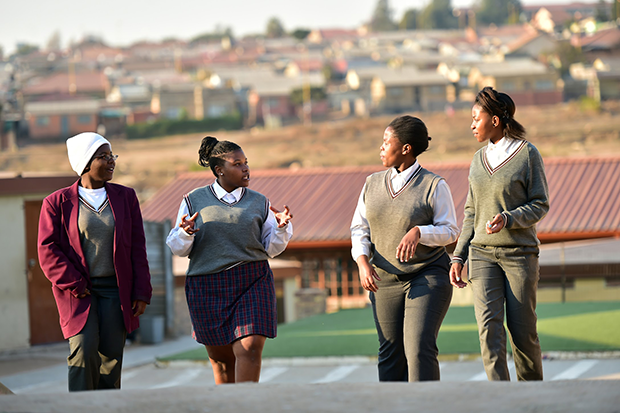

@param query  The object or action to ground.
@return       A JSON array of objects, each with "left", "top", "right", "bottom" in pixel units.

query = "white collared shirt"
[
  {"left": 166, "top": 181, "right": 293, "bottom": 258},
  {"left": 485, "top": 136, "right": 522, "bottom": 169},
  {"left": 350, "top": 161, "right": 461, "bottom": 261},
  {"left": 78, "top": 186, "right": 107, "bottom": 210}
]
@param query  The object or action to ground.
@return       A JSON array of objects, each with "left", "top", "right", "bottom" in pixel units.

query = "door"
[
  {"left": 61, "top": 116, "right": 69, "bottom": 136},
  {"left": 24, "top": 200, "right": 64, "bottom": 345}
]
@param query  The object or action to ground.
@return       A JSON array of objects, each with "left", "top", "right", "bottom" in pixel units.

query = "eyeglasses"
[{"left": 93, "top": 153, "right": 119, "bottom": 162}]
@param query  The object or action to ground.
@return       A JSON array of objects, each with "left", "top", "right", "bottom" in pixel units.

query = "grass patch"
[{"left": 161, "top": 301, "right": 620, "bottom": 361}]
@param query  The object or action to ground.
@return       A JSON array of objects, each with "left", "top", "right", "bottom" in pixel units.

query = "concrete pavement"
[{"left": 1, "top": 381, "right": 619, "bottom": 412}]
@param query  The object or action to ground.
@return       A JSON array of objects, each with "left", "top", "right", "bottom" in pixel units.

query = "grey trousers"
[
  {"left": 67, "top": 276, "right": 127, "bottom": 391},
  {"left": 370, "top": 253, "right": 452, "bottom": 382},
  {"left": 469, "top": 245, "right": 543, "bottom": 381}
]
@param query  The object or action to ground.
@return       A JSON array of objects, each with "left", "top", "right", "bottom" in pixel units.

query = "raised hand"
[
  {"left": 270, "top": 205, "right": 293, "bottom": 228},
  {"left": 179, "top": 212, "right": 200, "bottom": 235}
]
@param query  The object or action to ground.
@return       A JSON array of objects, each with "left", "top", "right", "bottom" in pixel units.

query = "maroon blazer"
[{"left": 37, "top": 180, "right": 152, "bottom": 339}]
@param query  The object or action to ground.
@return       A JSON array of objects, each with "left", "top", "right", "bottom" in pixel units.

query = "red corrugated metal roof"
[{"left": 141, "top": 157, "right": 620, "bottom": 248}]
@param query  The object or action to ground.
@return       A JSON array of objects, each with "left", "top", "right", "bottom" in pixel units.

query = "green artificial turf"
[{"left": 161, "top": 301, "right": 620, "bottom": 361}]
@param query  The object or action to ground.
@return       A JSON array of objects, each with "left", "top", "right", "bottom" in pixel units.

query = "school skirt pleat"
[{"left": 185, "top": 260, "right": 277, "bottom": 346}]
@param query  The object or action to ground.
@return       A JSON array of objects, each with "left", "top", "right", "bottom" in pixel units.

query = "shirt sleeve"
[
  {"left": 452, "top": 180, "right": 475, "bottom": 264},
  {"left": 350, "top": 183, "right": 372, "bottom": 262},
  {"left": 166, "top": 199, "right": 196, "bottom": 257},
  {"left": 417, "top": 179, "right": 461, "bottom": 247},
  {"left": 262, "top": 202, "right": 293, "bottom": 258}
]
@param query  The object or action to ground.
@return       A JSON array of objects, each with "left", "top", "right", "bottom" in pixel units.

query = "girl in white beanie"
[{"left": 38, "top": 132, "right": 152, "bottom": 391}]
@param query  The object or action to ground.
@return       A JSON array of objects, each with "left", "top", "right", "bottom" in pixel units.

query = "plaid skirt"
[{"left": 185, "top": 260, "right": 277, "bottom": 346}]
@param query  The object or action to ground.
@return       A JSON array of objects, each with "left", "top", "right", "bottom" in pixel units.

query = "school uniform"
[
  {"left": 38, "top": 181, "right": 152, "bottom": 391},
  {"left": 351, "top": 161, "right": 460, "bottom": 381},
  {"left": 452, "top": 137, "right": 549, "bottom": 381},
  {"left": 167, "top": 181, "right": 292, "bottom": 346}
]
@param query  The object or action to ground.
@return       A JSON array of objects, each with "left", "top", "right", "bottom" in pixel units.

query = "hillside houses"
[{"left": 2, "top": 5, "right": 620, "bottom": 143}]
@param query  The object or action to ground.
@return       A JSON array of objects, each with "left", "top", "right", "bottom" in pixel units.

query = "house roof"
[
  {"left": 522, "top": 3, "right": 599, "bottom": 25},
  {"left": 376, "top": 69, "right": 450, "bottom": 87},
  {"left": 579, "top": 27, "right": 620, "bottom": 52},
  {"left": 472, "top": 58, "right": 552, "bottom": 77},
  {"left": 0, "top": 173, "right": 76, "bottom": 196},
  {"left": 23, "top": 72, "right": 109, "bottom": 96},
  {"left": 25, "top": 99, "right": 100, "bottom": 115},
  {"left": 141, "top": 156, "right": 620, "bottom": 249},
  {"left": 539, "top": 237, "right": 620, "bottom": 266}
]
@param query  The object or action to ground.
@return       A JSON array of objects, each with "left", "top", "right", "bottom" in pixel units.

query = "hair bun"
[{"left": 428, "top": 136, "right": 432, "bottom": 141}]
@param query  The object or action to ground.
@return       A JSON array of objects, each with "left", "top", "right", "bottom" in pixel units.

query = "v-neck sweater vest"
[
  {"left": 78, "top": 199, "right": 116, "bottom": 278},
  {"left": 185, "top": 185, "right": 270, "bottom": 275},
  {"left": 364, "top": 167, "right": 445, "bottom": 275},
  {"left": 453, "top": 141, "right": 549, "bottom": 262}
]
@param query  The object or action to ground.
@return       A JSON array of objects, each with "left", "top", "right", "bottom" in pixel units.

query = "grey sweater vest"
[
  {"left": 365, "top": 168, "right": 445, "bottom": 275},
  {"left": 78, "top": 199, "right": 116, "bottom": 278},
  {"left": 452, "top": 141, "right": 549, "bottom": 263},
  {"left": 186, "top": 185, "right": 270, "bottom": 276}
]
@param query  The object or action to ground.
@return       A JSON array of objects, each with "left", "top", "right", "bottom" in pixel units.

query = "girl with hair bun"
[
  {"left": 450, "top": 87, "right": 549, "bottom": 381},
  {"left": 350, "top": 115, "right": 460, "bottom": 381},
  {"left": 166, "top": 136, "right": 293, "bottom": 384}
]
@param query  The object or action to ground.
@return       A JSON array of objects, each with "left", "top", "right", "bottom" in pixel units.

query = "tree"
[
  {"left": 421, "top": 0, "right": 458, "bottom": 29},
  {"left": 595, "top": 0, "right": 610, "bottom": 21},
  {"left": 46, "top": 31, "right": 61, "bottom": 51},
  {"left": 399, "top": 9, "right": 420, "bottom": 30},
  {"left": 291, "top": 28, "right": 311, "bottom": 41},
  {"left": 547, "top": 41, "right": 586, "bottom": 76},
  {"left": 266, "top": 17, "right": 285, "bottom": 38},
  {"left": 290, "top": 86, "right": 326, "bottom": 105},
  {"left": 15, "top": 43, "right": 39, "bottom": 56},
  {"left": 370, "top": 0, "right": 397, "bottom": 31},
  {"left": 476, "top": 0, "right": 523, "bottom": 26}
]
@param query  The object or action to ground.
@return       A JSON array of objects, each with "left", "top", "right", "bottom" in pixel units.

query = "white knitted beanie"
[{"left": 66, "top": 132, "right": 111, "bottom": 175}]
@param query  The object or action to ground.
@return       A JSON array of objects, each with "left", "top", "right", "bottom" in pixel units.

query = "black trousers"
[
  {"left": 67, "top": 276, "right": 126, "bottom": 391},
  {"left": 370, "top": 253, "right": 452, "bottom": 382}
]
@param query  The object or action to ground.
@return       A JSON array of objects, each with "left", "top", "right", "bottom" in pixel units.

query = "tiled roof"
[
  {"left": 23, "top": 72, "right": 109, "bottom": 95},
  {"left": 472, "top": 58, "right": 552, "bottom": 77},
  {"left": 141, "top": 157, "right": 620, "bottom": 248}
]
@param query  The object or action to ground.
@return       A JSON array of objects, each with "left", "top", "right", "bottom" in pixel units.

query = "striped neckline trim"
[
  {"left": 79, "top": 196, "right": 109, "bottom": 214},
  {"left": 386, "top": 164, "right": 422, "bottom": 199},
  {"left": 482, "top": 140, "right": 527, "bottom": 176},
  {"left": 209, "top": 185, "right": 246, "bottom": 207}
]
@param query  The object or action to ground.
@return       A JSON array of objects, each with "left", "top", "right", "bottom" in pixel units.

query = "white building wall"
[{"left": 0, "top": 196, "right": 31, "bottom": 351}]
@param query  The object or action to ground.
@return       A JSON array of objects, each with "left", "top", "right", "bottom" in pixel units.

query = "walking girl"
[
  {"left": 167, "top": 136, "right": 293, "bottom": 384},
  {"left": 38, "top": 132, "right": 152, "bottom": 391},
  {"left": 351, "top": 115, "right": 460, "bottom": 381},
  {"left": 450, "top": 87, "right": 549, "bottom": 381}
]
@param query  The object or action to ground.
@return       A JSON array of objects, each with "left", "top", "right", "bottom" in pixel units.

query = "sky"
[{"left": 1, "top": 0, "right": 598, "bottom": 54}]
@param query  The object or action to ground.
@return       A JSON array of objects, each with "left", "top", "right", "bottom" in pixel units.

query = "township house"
[{"left": 142, "top": 156, "right": 620, "bottom": 316}]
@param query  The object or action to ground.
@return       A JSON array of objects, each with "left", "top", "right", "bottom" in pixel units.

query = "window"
[
  {"left": 429, "top": 85, "right": 444, "bottom": 94},
  {"left": 387, "top": 87, "right": 403, "bottom": 97},
  {"left": 501, "top": 81, "right": 515, "bottom": 91},
  {"left": 77, "top": 115, "right": 92, "bottom": 124},
  {"left": 36, "top": 116, "right": 50, "bottom": 126},
  {"left": 535, "top": 80, "right": 554, "bottom": 91},
  {"left": 207, "top": 105, "right": 228, "bottom": 118}
]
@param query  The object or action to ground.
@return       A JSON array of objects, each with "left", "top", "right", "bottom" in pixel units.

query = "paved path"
[
  {"left": 1, "top": 381, "right": 619, "bottom": 413},
  {"left": 2, "top": 343, "right": 620, "bottom": 393}
]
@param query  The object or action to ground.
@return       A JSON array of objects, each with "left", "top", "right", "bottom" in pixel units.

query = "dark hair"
[
  {"left": 387, "top": 115, "right": 431, "bottom": 158},
  {"left": 474, "top": 86, "right": 526, "bottom": 140},
  {"left": 198, "top": 136, "right": 242, "bottom": 176}
]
